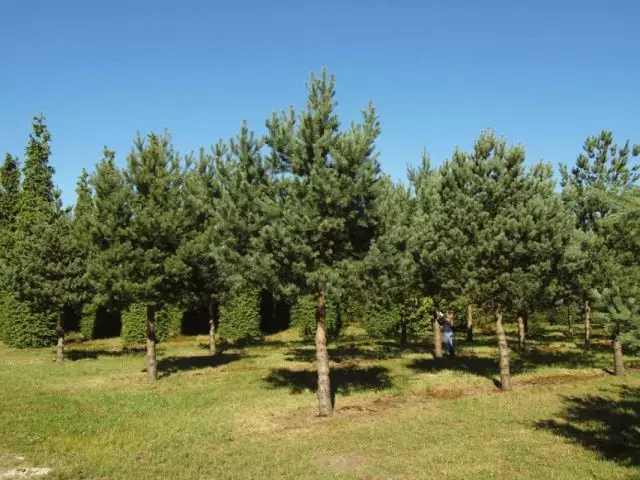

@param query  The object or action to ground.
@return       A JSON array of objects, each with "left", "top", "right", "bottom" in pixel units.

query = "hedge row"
[
  {"left": 121, "top": 303, "right": 183, "bottom": 343},
  {"left": 219, "top": 288, "right": 262, "bottom": 344},
  {"left": 0, "top": 292, "right": 57, "bottom": 348},
  {"left": 291, "top": 294, "right": 341, "bottom": 341}
]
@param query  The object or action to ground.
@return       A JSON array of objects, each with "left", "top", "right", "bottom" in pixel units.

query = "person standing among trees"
[{"left": 437, "top": 310, "right": 455, "bottom": 357}]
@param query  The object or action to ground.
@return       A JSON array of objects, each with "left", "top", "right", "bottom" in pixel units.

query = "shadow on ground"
[
  {"left": 264, "top": 364, "right": 393, "bottom": 405},
  {"left": 66, "top": 347, "right": 146, "bottom": 361},
  {"left": 536, "top": 385, "right": 640, "bottom": 467},
  {"left": 285, "top": 342, "right": 430, "bottom": 364},
  {"left": 158, "top": 353, "right": 243, "bottom": 378}
]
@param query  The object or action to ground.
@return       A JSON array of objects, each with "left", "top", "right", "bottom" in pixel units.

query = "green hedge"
[
  {"left": 121, "top": 303, "right": 182, "bottom": 343},
  {"left": 364, "top": 303, "right": 401, "bottom": 339},
  {"left": 219, "top": 288, "right": 262, "bottom": 344},
  {"left": 0, "top": 292, "right": 57, "bottom": 348},
  {"left": 291, "top": 294, "right": 341, "bottom": 341}
]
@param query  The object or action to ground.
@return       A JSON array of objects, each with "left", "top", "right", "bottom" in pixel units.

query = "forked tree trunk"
[
  {"left": 584, "top": 299, "right": 591, "bottom": 346},
  {"left": 208, "top": 300, "right": 217, "bottom": 356},
  {"left": 147, "top": 305, "right": 158, "bottom": 382},
  {"left": 613, "top": 328, "right": 625, "bottom": 376},
  {"left": 432, "top": 298, "right": 443, "bottom": 359},
  {"left": 56, "top": 311, "right": 64, "bottom": 363},
  {"left": 516, "top": 314, "right": 525, "bottom": 349},
  {"left": 466, "top": 304, "right": 473, "bottom": 343},
  {"left": 316, "top": 291, "right": 332, "bottom": 416},
  {"left": 495, "top": 309, "right": 512, "bottom": 390}
]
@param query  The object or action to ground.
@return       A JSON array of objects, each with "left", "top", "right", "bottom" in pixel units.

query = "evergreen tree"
[
  {"left": 0, "top": 153, "right": 20, "bottom": 342},
  {"left": 265, "top": 70, "right": 381, "bottom": 416},
  {"left": 364, "top": 176, "right": 418, "bottom": 344},
  {"left": 560, "top": 130, "right": 639, "bottom": 344},
  {"left": 8, "top": 115, "right": 85, "bottom": 357},
  {"left": 171, "top": 144, "right": 225, "bottom": 354},
  {"left": 121, "top": 133, "right": 186, "bottom": 381},
  {"left": 469, "top": 132, "right": 569, "bottom": 389}
]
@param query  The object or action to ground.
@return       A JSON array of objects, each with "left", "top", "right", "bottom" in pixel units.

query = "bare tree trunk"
[
  {"left": 147, "top": 305, "right": 158, "bottom": 382},
  {"left": 208, "top": 300, "right": 217, "bottom": 356},
  {"left": 523, "top": 309, "right": 529, "bottom": 335},
  {"left": 56, "top": 310, "right": 64, "bottom": 363},
  {"left": 466, "top": 303, "right": 473, "bottom": 343},
  {"left": 516, "top": 314, "right": 525, "bottom": 349},
  {"left": 567, "top": 305, "right": 573, "bottom": 337},
  {"left": 496, "top": 309, "right": 512, "bottom": 390},
  {"left": 613, "top": 328, "right": 625, "bottom": 376},
  {"left": 316, "top": 291, "right": 332, "bottom": 416},
  {"left": 432, "top": 298, "right": 443, "bottom": 359},
  {"left": 584, "top": 299, "right": 591, "bottom": 346},
  {"left": 400, "top": 314, "right": 407, "bottom": 346}
]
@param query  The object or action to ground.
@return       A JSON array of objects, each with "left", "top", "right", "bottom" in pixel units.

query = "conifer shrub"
[
  {"left": 0, "top": 293, "right": 57, "bottom": 348},
  {"left": 121, "top": 303, "right": 182, "bottom": 343},
  {"left": 80, "top": 303, "right": 122, "bottom": 340},
  {"left": 291, "top": 294, "right": 341, "bottom": 341},
  {"left": 219, "top": 288, "right": 262, "bottom": 344},
  {"left": 364, "top": 302, "right": 401, "bottom": 339}
]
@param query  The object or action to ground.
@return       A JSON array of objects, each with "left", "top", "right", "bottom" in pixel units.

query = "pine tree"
[
  {"left": 8, "top": 115, "right": 85, "bottom": 357},
  {"left": 364, "top": 176, "right": 418, "bottom": 344},
  {"left": 265, "top": 70, "right": 381, "bottom": 416},
  {"left": 469, "top": 132, "right": 570, "bottom": 389},
  {"left": 0, "top": 153, "right": 21, "bottom": 342},
  {"left": 172, "top": 144, "right": 225, "bottom": 354},
  {"left": 121, "top": 133, "right": 186, "bottom": 381},
  {"left": 560, "top": 130, "right": 639, "bottom": 345}
]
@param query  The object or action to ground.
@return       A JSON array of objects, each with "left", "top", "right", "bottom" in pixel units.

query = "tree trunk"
[
  {"left": 316, "top": 291, "right": 332, "bottom": 416},
  {"left": 56, "top": 311, "right": 64, "bottom": 363},
  {"left": 146, "top": 305, "right": 158, "bottom": 382},
  {"left": 208, "top": 300, "right": 217, "bottom": 356},
  {"left": 584, "top": 299, "right": 591, "bottom": 346},
  {"left": 523, "top": 309, "right": 529, "bottom": 335},
  {"left": 495, "top": 309, "right": 512, "bottom": 390},
  {"left": 400, "top": 314, "right": 407, "bottom": 346},
  {"left": 567, "top": 305, "right": 573, "bottom": 337},
  {"left": 516, "top": 314, "right": 525, "bottom": 349},
  {"left": 432, "top": 298, "right": 443, "bottom": 359},
  {"left": 466, "top": 303, "right": 473, "bottom": 343},
  {"left": 613, "top": 328, "right": 625, "bottom": 376}
]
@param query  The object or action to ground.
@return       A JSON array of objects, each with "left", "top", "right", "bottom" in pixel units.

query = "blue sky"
[{"left": 1, "top": 0, "right": 639, "bottom": 205}]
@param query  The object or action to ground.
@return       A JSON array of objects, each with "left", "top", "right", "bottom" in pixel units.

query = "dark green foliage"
[
  {"left": 6, "top": 115, "right": 85, "bottom": 347},
  {"left": 80, "top": 303, "right": 121, "bottom": 340},
  {"left": 364, "top": 303, "right": 401, "bottom": 339},
  {"left": 291, "top": 295, "right": 341, "bottom": 341},
  {"left": 219, "top": 288, "right": 262, "bottom": 343},
  {"left": 0, "top": 153, "right": 20, "bottom": 244},
  {"left": 121, "top": 303, "right": 182, "bottom": 343},
  {"left": 259, "top": 290, "right": 291, "bottom": 334},
  {"left": 1, "top": 293, "right": 57, "bottom": 348}
]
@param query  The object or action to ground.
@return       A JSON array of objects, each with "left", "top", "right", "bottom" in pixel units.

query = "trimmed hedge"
[
  {"left": 121, "top": 303, "right": 183, "bottom": 343},
  {"left": 291, "top": 294, "right": 341, "bottom": 341},
  {"left": 364, "top": 303, "right": 401, "bottom": 339},
  {"left": 0, "top": 292, "right": 57, "bottom": 348},
  {"left": 219, "top": 288, "right": 262, "bottom": 344}
]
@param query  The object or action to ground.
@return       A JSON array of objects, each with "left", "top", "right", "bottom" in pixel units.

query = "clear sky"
[{"left": 1, "top": 0, "right": 639, "bottom": 205}]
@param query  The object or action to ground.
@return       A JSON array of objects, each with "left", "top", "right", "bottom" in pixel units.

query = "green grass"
[{"left": 1, "top": 325, "right": 639, "bottom": 479}]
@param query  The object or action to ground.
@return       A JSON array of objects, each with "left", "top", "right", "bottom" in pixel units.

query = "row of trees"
[{"left": 0, "top": 70, "right": 638, "bottom": 415}]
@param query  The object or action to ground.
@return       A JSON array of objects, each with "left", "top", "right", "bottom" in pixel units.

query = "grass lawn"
[{"left": 1, "top": 325, "right": 639, "bottom": 479}]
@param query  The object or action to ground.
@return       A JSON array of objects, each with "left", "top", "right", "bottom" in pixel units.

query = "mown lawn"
[{"left": 1, "top": 325, "right": 639, "bottom": 479}]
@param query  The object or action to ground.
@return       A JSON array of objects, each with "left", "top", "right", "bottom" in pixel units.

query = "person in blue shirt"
[{"left": 437, "top": 310, "right": 455, "bottom": 357}]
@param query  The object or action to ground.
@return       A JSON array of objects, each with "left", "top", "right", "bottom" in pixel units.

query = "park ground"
[{"left": 1, "top": 324, "right": 639, "bottom": 479}]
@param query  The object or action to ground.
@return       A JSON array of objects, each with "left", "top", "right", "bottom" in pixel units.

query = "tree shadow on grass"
[
  {"left": 158, "top": 353, "right": 243, "bottom": 378},
  {"left": 264, "top": 364, "right": 393, "bottom": 406},
  {"left": 66, "top": 347, "right": 146, "bottom": 361},
  {"left": 514, "top": 348, "right": 601, "bottom": 371},
  {"left": 536, "top": 385, "right": 640, "bottom": 467},
  {"left": 285, "top": 343, "right": 408, "bottom": 363},
  {"left": 408, "top": 356, "right": 500, "bottom": 380}
]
